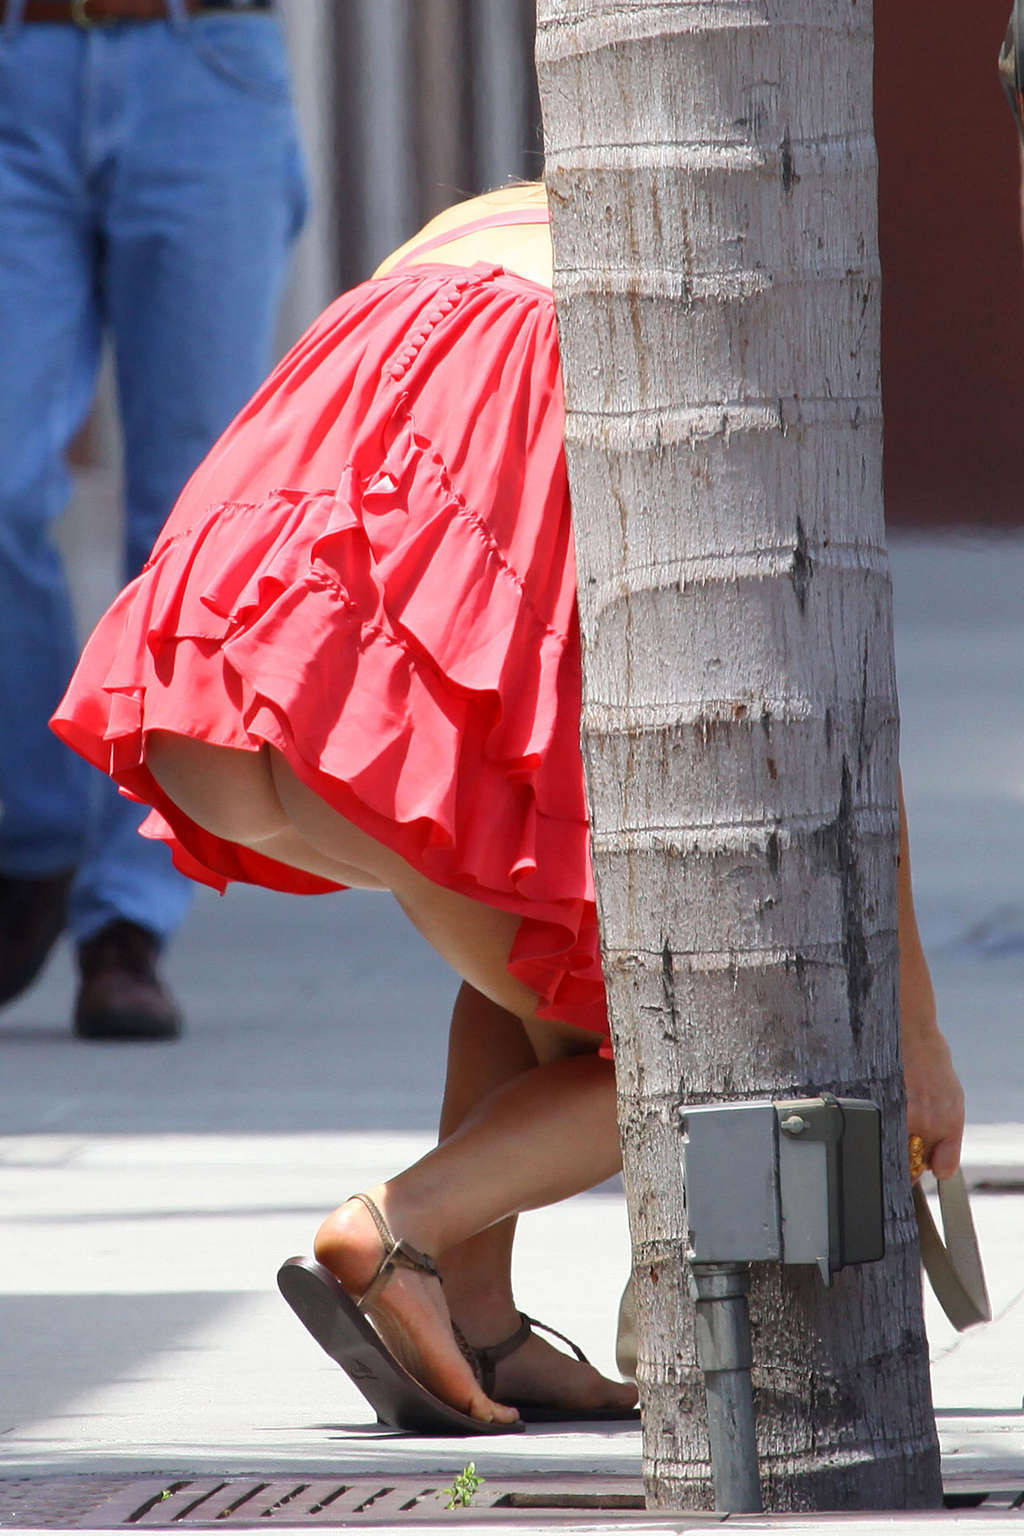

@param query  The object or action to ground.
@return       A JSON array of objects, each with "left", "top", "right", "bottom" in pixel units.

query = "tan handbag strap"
[{"left": 914, "top": 1169, "right": 992, "bottom": 1331}]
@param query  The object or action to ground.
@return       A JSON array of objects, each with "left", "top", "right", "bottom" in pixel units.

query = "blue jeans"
[{"left": 0, "top": 7, "right": 308, "bottom": 944}]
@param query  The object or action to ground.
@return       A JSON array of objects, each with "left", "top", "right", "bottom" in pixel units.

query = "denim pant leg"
[
  {"left": 0, "top": 27, "right": 104, "bottom": 879},
  {"left": 69, "top": 14, "right": 309, "bottom": 944}
]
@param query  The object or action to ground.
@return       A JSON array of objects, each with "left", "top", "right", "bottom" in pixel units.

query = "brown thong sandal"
[
  {"left": 277, "top": 1194, "right": 523, "bottom": 1436},
  {"left": 471, "top": 1312, "right": 640, "bottom": 1424}
]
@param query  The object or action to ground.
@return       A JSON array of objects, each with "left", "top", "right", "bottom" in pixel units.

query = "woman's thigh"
[
  {"left": 146, "top": 732, "right": 604, "bottom": 1058},
  {"left": 268, "top": 747, "right": 600, "bottom": 1054},
  {"left": 145, "top": 731, "right": 386, "bottom": 888}
]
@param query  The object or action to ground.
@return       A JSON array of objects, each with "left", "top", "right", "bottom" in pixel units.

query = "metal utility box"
[{"left": 679, "top": 1096, "right": 884, "bottom": 1282}]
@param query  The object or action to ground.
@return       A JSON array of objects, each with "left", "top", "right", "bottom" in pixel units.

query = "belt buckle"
[{"left": 71, "top": 0, "right": 110, "bottom": 26}]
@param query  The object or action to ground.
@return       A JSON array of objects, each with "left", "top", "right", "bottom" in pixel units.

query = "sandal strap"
[
  {"left": 523, "top": 1313, "right": 589, "bottom": 1365},
  {"left": 347, "top": 1192, "right": 442, "bottom": 1311},
  {"left": 472, "top": 1312, "right": 589, "bottom": 1397},
  {"left": 450, "top": 1318, "right": 483, "bottom": 1378},
  {"left": 474, "top": 1315, "right": 531, "bottom": 1398}
]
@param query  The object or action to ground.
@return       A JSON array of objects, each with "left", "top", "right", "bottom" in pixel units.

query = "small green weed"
[{"left": 442, "top": 1461, "right": 485, "bottom": 1510}]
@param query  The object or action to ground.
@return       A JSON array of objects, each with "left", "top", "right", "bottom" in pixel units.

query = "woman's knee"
[{"left": 146, "top": 732, "right": 289, "bottom": 846}]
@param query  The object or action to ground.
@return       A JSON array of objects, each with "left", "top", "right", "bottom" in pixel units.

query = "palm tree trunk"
[{"left": 535, "top": 0, "right": 942, "bottom": 1511}]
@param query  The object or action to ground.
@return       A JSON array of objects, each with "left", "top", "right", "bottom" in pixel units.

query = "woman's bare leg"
[
  {"left": 435, "top": 984, "right": 532, "bottom": 1337},
  {"left": 146, "top": 731, "right": 628, "bottom": 1420},
  {"left": 314, "top": 1047, "right": 623, "bottom": 1419},
  {"left": 435, "top": 984, "right": 637, "bottom": 1413}
]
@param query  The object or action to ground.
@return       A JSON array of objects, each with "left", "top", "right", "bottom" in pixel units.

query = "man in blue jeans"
[{"left": 0, "top": 0, "right": 308, "bottom": 1038}]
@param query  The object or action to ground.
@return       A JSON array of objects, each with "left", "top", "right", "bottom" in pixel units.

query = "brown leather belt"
[{"left": 1, "top": 0, "right": 271, "bottom": 22}]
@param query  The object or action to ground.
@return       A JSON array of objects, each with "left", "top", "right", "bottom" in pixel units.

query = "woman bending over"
[{"left": 52, "top": 182, "right": 964, "bottom": 1432}]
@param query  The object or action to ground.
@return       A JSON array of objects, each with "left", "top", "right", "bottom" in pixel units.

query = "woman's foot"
[
  {"left": 313, "top": 1195, "right": 520, "bottom": 1427},
  {"left": 492, "top": 1329, "right": 638, "bottom": 1418},
  {"left": 461, "top": 1309, "right": 639, "bottom": 1419}
]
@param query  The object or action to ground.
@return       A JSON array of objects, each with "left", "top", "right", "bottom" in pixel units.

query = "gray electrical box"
[{"left": 679, "top": 1095, "right": 884, "bottom": 1282}]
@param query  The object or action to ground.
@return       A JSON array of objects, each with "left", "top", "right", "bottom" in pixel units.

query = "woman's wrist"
[
  {"left": 899, "top": 940, "right": 939, "bottom": 1041},
  {"left": 900, "top": 998, "right": 940, "bottom": 1045}
]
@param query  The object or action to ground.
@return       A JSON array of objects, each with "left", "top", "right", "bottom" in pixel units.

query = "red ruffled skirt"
[{"left": 52, "top": 261, "right": 609, "bottom": 1048}]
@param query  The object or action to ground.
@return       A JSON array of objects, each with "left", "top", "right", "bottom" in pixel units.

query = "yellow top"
[{"left": 373, "top": 183, "right": 552, "bottom": 290}]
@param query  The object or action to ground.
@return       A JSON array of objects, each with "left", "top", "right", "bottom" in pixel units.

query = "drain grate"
[
  {"left": 5, "top": 1475, "right": 1023, "bottom": 1528},
  {"left": 0, "top": 1475, "right": 651, "bottom": 1528},
  {"left": 127, "top": 1480, "right": 454, "bottom": 1523}
]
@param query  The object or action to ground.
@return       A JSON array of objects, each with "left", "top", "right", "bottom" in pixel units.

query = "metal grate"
[
  {"left": 90, "top": 1479, "right": 468, "bottom": 1525},
  {"left": 0, "top": 1474, "right": 651, "bottom": 1528},
  {"left": 4, "top": 1475, "right": 1024, "bottom": 1528}
]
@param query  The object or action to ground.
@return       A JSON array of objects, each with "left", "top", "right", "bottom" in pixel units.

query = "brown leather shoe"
[
  {"left": 74, "top": 920, "right": 182, "bottom": 1041},
  {"left": 0, "top": 868, "right": 75, "bottom": 1007}
]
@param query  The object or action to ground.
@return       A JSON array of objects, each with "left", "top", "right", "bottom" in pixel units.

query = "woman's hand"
[
  {"left": 901, "top": 1014, "right": 965, "bottom": 1180},
  {"left": 897, "top": 774, "right": 965, "bottom": 1180}
]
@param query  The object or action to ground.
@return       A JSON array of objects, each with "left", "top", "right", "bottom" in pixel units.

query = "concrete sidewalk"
[
  {"left": 0, "top": 1123, "right": 1020, "bottom": 1488},
  {"left": 0, "top": 534, "right": 1022, "bottom": 1533}
]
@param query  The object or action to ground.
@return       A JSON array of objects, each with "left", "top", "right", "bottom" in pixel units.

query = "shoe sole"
[
  {"left": 74, "top": 1010, "right": 181, "bottom": 1041},
  {"left": 515, "top": 1401, "right": 641, "bottom": 1423},
  {"left": 277, "top": 1256, "right": 524, "bottom": 1437}
]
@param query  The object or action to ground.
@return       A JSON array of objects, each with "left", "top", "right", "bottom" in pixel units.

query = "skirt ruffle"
[{"left": 52, "top": 263, "right": 609, "bottom": 1045}]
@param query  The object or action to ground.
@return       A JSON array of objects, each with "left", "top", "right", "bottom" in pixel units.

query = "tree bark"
[{"left": 535, "top": 0, "right": 941, "bottom": 1512}]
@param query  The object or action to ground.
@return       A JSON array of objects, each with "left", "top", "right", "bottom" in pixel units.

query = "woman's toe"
[{"left": 467, "top": 1384, "right": 519, "bottom": 1424}]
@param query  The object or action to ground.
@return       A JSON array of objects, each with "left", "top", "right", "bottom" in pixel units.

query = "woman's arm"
[{"left": 898, "top": 774, "right": 965, "bottom": 1178}]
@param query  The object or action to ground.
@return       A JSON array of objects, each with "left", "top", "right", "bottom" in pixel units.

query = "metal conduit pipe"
[{"left": 689, "top": 1262, "right": 763, "bottom": 1514}]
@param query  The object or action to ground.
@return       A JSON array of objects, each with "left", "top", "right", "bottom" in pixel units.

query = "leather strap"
[
  {"left": 615, "top": 1278, "right": 637, "bottom": 1382},
  {"left": 347, "top": 1192, "right": 442, "bottom": 1312},
  {"left": 472, "top": 1312, "right": 589, "bottom": 1397},
  {"left": 2, "top": 0, "right": 271, "bottom": 21},
  {"left": 525, "top": 1312, "right": 589, "bottom": 1364},
  {"left": 473, "top": 1314, "right": 533, "bottom": 1397},
  {"left": 914, "top": 1170, "right": 992, "bottom": 1332}
]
